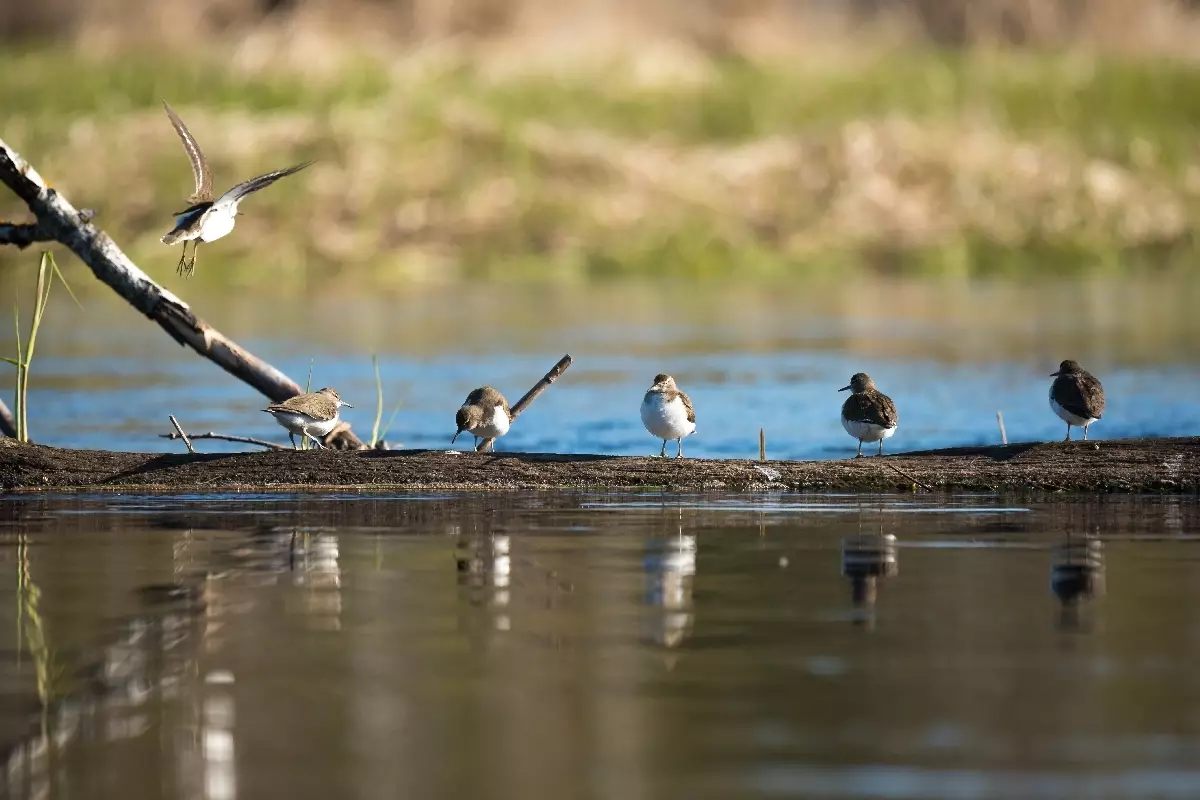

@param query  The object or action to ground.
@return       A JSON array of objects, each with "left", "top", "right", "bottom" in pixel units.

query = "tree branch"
[
  {"left": 0, "top": 397, "right": 16, "bottom": 438},
  {"left": 0, "top": 220, "right": 53, "bottom": 249},
  {"left": 477, "top": 354, "right": 573, "bottom": 452},
  {"left": 159, "top": 431, "right": 291, "bottom": 451},
  {"left": 0, "top": 136, "right": 364, "bottom": 450}
]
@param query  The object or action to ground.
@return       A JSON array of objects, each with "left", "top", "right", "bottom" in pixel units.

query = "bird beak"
[
  {"left": 451, "top": 430, "right": 461, "bottom": 443},
  {"left": 1049, "top": 371, "right": 1061, "bottom": 377},
  {"left": 340, "top": 400, "right": 353, "bottom": 408},
  {"left": 838, "top": 385, "right": 851, "bottom": 392}
]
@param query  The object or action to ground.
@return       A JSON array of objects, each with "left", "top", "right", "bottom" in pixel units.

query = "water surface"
[{"left": 1, "top": 492, "right": 1199, "bottom": 799}]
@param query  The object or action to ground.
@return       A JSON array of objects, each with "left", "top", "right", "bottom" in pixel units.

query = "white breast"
[
  {"left": 641, "top": 392, "right": 696, "bottom": 440},
  {"left": 269, "top": 410, "right": 339, "bottom": 436},
  {"left": 198, "top": 207, "right": 237, "bottom": 243},
  {"left": 842, "top": 416, "right": 896, "bottom": 443},
  {"left": 1050, "top": 396, "right": 1097, "bottom": 427},
  {"left": 472, "top": 405, "right": 511, "bottom": 439}
]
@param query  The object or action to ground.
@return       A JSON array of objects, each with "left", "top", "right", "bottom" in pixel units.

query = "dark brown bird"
[
  {"left": 263, "top": 387, "right": 351, "bottom": 449},
  {"left": 453, "top": 386, "right": 512, "bottom": 452},
  {"left": 839, "top": 373, "right": 898, "bottom": 457},
  {"left": 1049, "top": 360, "right": 1105, "bottom": 441}
]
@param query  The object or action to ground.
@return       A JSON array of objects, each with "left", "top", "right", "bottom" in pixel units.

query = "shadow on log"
[
  {"left": 2, "top": 437, "right": 1198, "bottom": 493},
  {"left": 0, "top": 138, "right": 365, "bottom": 449}
]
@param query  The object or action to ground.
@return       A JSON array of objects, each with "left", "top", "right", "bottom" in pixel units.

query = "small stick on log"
[
  {"left": 477, "top": 354, "right": 573, "bottom": 453},
  {"left": 996, "top": 411, "right": 1008, "bottom": 445},
  {"left": 159, "top": 431, "right": 291, "bottom": 451},
  {"left": 0, "top": 138, "right": 365, "bottom": 450},
  {"left": 0, "top": 220, "right": 53, "bottom": 249},
  {"left": 882, "top": 461, "right": 935, "bottom": 492},
  {"left": 168, "top": 415, "right": 196, "bottom": 454},
  {"left": 0, "top": 398, "right": 16, "bottom": 439},
  {"left": 759, "top": 428, "right": 766, "bottom": 462}
]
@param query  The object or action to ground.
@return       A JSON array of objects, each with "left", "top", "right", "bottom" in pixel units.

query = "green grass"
[{"left": 3, "top": 47, "right": 1200, "bottom": 284}]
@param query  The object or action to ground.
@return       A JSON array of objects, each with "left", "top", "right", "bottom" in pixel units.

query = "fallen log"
[
  {"left": 0, "top": 137, "right": 365, "bottom": 450},
  {"left": 2, "top": 437, "right": 1197, "bottom": 493}
]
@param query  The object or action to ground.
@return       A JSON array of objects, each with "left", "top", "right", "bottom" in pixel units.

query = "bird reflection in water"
[
  {"left": 1051, "top": 531, "right": 1105, "bottom": 632},
  {"left": 841, "top": 532, "right": 898, "bottom": 629},
  {"left": 454, "top": 531, "right": 512, "bottom": 632},
  {"left": 644, "top": 525, "right": 697, "bottom": 649}
]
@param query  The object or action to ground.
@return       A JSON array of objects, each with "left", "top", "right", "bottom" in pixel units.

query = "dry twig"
[
  {"left": 168, "top": 415, "right": 196, "bottom": 454},
  {"left": 882, "top": 461, "right": 936, "bottom": 492},
  {"left": 159, "top": 431, "right": 290, "bottom": 451}
]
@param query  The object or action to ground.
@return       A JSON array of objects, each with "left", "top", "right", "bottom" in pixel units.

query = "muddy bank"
[{"left": 1, "top": 437, "right": 1197, "bottom": 493}]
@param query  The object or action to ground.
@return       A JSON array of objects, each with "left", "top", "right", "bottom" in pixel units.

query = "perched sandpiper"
[
  {"left": 159, "top": 100, "right": 313, "bottom": 278},
  {"left": 839, "top": 372, "right": 898, "bottom": 457},
  {"left": 640, "top": 373, "right": 696, "bottom": 458},
  {"left": 453, "top": 387, "right": 513, "bottom": 452},
  {"left": 263, "top": 387, "right": 352, "bottom": 450},
  {"left": 1049, "top": 360, "right": 1105, "bottom": 441}
]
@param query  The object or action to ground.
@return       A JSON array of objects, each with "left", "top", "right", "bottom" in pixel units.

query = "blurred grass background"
[{"left": 3, "top": 0, "right": 1200, "bottom": 285}]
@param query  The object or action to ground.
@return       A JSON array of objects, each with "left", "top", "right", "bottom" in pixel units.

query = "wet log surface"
[{"left": 1, "top": 437, "right": 1198, "bottom": 493}]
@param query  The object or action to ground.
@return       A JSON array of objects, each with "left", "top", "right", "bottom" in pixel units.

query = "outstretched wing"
[
  {"left": 213, "top": 161, "right": 314, "bottom": 211},
  {"left": 162, "top": 100, "right": 214, "bottom": 203}
]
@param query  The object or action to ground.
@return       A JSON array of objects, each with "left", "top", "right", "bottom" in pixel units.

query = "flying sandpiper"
[
  {"left": 453, "top": 387, "right": 513, "bottom": 452},
  {"left": 159, "top": 100, "right": 313, "bottom": 277},
  {"left": 839, "top": 372, "right": 898, "bottom": 457},
  {"left": 640, "top": 373, "right": 696, "bottom": 458},
  {"left": 1049, "top": 360, "right": 1105, "bottom": 441},
  {"left": 263, "top": 387, "right": 352, "bottom": 450}
]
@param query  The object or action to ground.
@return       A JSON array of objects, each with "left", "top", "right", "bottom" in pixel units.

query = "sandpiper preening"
[
  {"left": 839, "top": 372, "right": 898, "bottom": 457},
  {"left": 159, "top": 100, "right": 313, "bottom": 277},
  {"left": 1049, "top": 360, "right": 1105, "bottom": 441},
  {"left": 263, "top": 387, "right": 352, "bottom": 450},
  {"left": 640, "top": 373, "right": 696, "bottom": 458},
  {"left": 453, "top": 387, "right": 513, "bottom": 452}
]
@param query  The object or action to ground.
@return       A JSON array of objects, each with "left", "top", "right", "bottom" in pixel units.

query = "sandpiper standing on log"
[
  {"left": 159, "top": 100, "right": 313, "bottom": 277},
  {"left": 453, "top": 387, "right": 513, "bottom": 452},
  {"left": 839, "top": 373, "right": 898, "bottom": 457},
  {"left": 264, "top": 387, "right": 352, "bottom": 450},
  {"left": 1049, "top": 360, "right": 1105, "bottom": 441},
  {"left": 640, "top": 373, "right": 696, "bottom": 458}
]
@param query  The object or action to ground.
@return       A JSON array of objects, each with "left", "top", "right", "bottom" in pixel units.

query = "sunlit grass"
[{"left": 3, "top": 48, "right": 1200, "bottom": 283}]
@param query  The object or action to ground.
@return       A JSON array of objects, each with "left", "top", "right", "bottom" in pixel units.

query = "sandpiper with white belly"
[
  {"left": 839, "top": 372, "right": 898, "bottom": 457},
  {"left": 640, "top": 373, "right": 696, "bottom": 459},
  {"left": 1049, "top": 360, "right": 1105, "bottom": 441},
  {"left": 160, "top": 100, "right": 313, "bottom": 277},
  {"left": 453, "top": 387, "right": 513, "bottom": 452},
  {"left": 263, "top": 387, "right": 352, "bottom": 450}
]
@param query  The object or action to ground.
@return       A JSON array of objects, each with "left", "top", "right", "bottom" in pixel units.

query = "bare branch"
[
  {"left": 159, "top": 431, "right": 291, "bottom": 451},
  {"left": 0, "top": 137, "right": 364, "bottom": 450},
  {"left": 168, "top": 415, "right": 196, "bottom": 454},
  {"left": 477, "top": 354, "right": 573, "bottom": 452},
  {"left": 0, "top": 398, "right": 16, "bottom": 438},
  {"left": 0, "top": 220, "right": 53, "bottom": 249}
]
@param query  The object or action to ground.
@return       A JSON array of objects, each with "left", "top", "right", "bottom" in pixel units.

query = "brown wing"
[
  {"left": 677, "top": 391, "right": 696, "bottom": 424},
  {"left": 265, "top": 392, "right": 336, "bottom": 420},
  {"left": 162, "top": 100, "right": 214, "bottom": 203},
  {"left": 1054, "top": 373, "right": 1105, "bottom": 419},
  {"left": 843, "top": 391, "right": 897, "bottom": 428},
  {"left": 213, "top": 161, "right": 313, "bottom": 210}
]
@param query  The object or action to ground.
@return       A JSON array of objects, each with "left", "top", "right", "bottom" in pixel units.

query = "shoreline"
[{"left": 1, "top": 437, "right": 1196, "bottom": 494}]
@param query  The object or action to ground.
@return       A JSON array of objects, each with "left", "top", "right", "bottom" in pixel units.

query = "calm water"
[
  {"left": 1, "top": 493, "right": 1199, "bottom": 799},
  {"left": 7, "top": 275, "right": 1200, "bottom": 457}
]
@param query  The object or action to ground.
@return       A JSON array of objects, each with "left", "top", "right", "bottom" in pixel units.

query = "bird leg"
[
  {"left": 1064, "top": 423, "right": 1071, "bottom": 443},
  {"left": 878, "top": 440, "right": 884, "bottom": 456},
  {"left": 659, "top": 440, "right": 667, "bottom": 458},
  {"left": 856, "top": 440, "right": 864, "bottom": 458},
  {"left": 306, "top": 432, "right": 325, "bottom": 450},
  {"left": 289, "top": 432, "right": 297, "bottom": 450},
  {"left": 1082, "top": 426, "right": 1089, "bottom": 441},
  {"left": 675, "top": 438, "right": 683, "bottom": 459},
  {"left": 175, "top": 241, "right": 190, "bottom": 276}
]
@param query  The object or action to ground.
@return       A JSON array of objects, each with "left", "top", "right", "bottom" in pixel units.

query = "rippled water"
[
  {"left": 7, "top": 275, "right": 1200, "bottom": 456},
  {"left": 1, "top": 493, "right": 1198, "bottom": 799}
]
